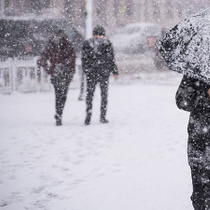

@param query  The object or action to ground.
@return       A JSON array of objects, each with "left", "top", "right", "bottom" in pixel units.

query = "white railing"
[{"left": 0, "top": 56, "right": 81, "bottom": 94}]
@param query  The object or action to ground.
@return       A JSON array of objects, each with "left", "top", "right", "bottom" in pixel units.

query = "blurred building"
[
  {"left": 88, "top": 0, "right": 210, "bottom": 34},
  {"left": 143, "top": 0, "right": 210, "bottom": 29},
  {"left": 0, "top": 0, "right": 210, "bottom": 36}
]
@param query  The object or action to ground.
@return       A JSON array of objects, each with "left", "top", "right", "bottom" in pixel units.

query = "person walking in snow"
[
  {"left": 39, "top": 29, "right": 76, "bottom": 126},
  {"left": 82, "top": 25, "right": 118, "bottom": 125},
  {"left": 176, "top": 75, "right": 210, "bottom": 210}
]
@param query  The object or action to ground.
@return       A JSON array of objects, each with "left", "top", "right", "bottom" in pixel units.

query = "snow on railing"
[
  {"left": 0, "top": 56, "right": 82, "bottom": 94},
  {"left": 0, "top": 58, "right": 13, "bottom": 93}
]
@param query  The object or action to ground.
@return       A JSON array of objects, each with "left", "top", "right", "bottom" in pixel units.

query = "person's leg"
[
  {"left": 190, "top": 166, "right": 205, "bottom": 210},
  {"left": 203, "top": 146, "right": 210, "bottom": 209},
  {"left": 59, "top": 83, "right": 70, "bottom": 114},
  {"left": 99, "top": 76, "right": 109, "bottom": 123},
  {"left": 53, "top": 83, "right": 63, "bottom": 126},
  {"left": 85, "top": 76, "right": 97, "bottom": 125},
  {"left": 53, "top": 67, "right": 73, "bottom": 126},
  {"left": 78, "top": 68, "right": 85, "bottom": 100},
  {"left": 188, "top": 141, "right": 208, "bottom": 210}
]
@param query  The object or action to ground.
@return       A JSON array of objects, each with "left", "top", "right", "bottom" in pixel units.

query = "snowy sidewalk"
[{"left": 0, "top": 74, "right": 193, "bottom": 210}]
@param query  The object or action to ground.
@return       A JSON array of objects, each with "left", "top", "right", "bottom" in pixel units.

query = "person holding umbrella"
[
  {"left": 156, "top": 9, "right": 210, "bottom": 210},
  {"left": 176, "top": 75, "right": 210, "bottom": 210}
]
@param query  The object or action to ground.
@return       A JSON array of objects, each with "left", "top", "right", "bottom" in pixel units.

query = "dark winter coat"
[
  {"left": 40, "top": 32, "right": 76, "bottom": 75},
  {"left": 176, "top": 75, "right": 210, "bottom": 210},
  {"left": 176, "top": 75, "right": 210, "bottom": 165},
  {"left": 82, "top": 37, "right": 118, "bottom": 77}
]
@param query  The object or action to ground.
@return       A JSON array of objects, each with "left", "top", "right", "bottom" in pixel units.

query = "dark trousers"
[
  {"left": 53, "top": 83, "right": 69, "bottom": 117},
  {"left": 86, "top": 74, "right": 109, "bottom": 119},
  {"left": 51, "top": 65, "right": 73, "bottom": 117},
  {"left": 78, "top": 65, "right": 85, "bottom": 100},
  {"left": 188, "top": 142, "right": 210, "bottom": 210}
]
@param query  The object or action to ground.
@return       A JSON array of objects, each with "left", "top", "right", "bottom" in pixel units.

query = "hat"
[{"left": 93, "top": 25, "right": 105, "bottom": 36}]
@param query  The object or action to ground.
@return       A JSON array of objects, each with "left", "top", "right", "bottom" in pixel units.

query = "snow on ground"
[{"left": 0, "top": 72, "right": 193, "bottom": 210}]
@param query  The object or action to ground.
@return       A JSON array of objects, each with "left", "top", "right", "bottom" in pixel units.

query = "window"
[
  {"left": 126, "top": 0, "right": 133, "bottom": 16},
  {"left": 42, "top": 0, "right": 50, "bottom": 8},
  {"left": 0, "top": 0, "right": 3, "bottom": 16},
  {"left": 30, "top": 0, "right": 41, "bottom": 12},
  {"left": 65, "top": 0, "right": 73, "bottom": 16},
  {"left": 153, "top": 0, "right": 160, "bottom": 19},
  {"left": 113, "top": 0, "right": 119, "bottom": 16},
  {"left": 96, "top": 0, "right": 107, "bottom": 25},
  {"left": 165, "top": 0, "right": 173, "bottom": 18},
  {"left": 96, "top": 0, "right": 102, "bottom": 15},
  {"left": 114, "top": 0, "right": 128, "bottom": 16},
  {"left": 177, "top": 2, "right": 182, "bottom": 18},
  {"left": 29, "top": 0, "right": 50, "bottom": 14},
  {"left": 4, "top": 0, "right": 19, "bottom": 16}
]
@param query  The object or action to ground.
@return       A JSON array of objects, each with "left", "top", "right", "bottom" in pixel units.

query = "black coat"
[
  {"left": 82, "top": 37, "right": 118, "bottom": 77},
  {"left": 40, "top": 33, "right": 76, "bottom": 75},
  {"left": 176, "top": 75, "right": 210, "bottom": 151}
]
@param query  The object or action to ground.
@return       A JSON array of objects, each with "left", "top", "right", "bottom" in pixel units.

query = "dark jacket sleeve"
[
  {"left": 105, "top": 41, "right": 118, "bottom": 75},
  {"left": 175, "top": 75, "right": 197, "bottom": 112},
  {"left": 66, "top": 42, "right": 76, "bottom": 73},
  {"left": 81, "top": 40, "right": 93, "bottom": 73},
  {"left": 176, "top": 75, "right": 210, "bottom": 112},
  {"left": 39, "top": 39, "right": 53, "bottom": 74}
]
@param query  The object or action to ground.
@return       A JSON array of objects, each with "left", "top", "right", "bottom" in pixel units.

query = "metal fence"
[{"left": 0, "top": 56, "right": 81, "bottom": 94}]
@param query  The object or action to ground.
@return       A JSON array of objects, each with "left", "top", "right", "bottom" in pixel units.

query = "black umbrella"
[{"left": 156, "top": 9, "right": 210, "bottom": 84}]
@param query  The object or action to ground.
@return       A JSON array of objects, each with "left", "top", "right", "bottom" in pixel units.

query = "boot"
[
  {"left": 78, "top": 94, "right": 84, "bottom": 101},
  {"left": 84, "top": 113, "right": 91, "bottom": 125},
  {"left": 100, "top": 117, "right": 109, "bottom": 124},
  {"left": 54, "top": 114, "right": 62, "bottom": 126}
]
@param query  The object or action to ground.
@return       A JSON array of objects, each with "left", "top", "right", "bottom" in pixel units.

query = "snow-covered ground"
[{"left": 0, "top": 72, "right": 194, "bottom": 210}]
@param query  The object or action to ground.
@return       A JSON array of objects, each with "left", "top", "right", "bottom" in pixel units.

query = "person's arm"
[
  {"left": 39, "top": 40, "right": 53, "bottom": 74},
  {"left": 175, "top": 75, "right": 197, "bottom": 112},
  {"left": 67, "top": 42, "right": 76, "bottom": 74},
  {"left": 81, "top": 40, "right": 93, "bottom": 73},
  {"left": 106, "top": 41, "right": 119, "bottom": 78}
]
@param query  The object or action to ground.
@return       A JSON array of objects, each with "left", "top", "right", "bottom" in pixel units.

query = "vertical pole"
[
  {"left": 1, "top": 0, "right": 5, "bottom": 17},
  {"left": 140, "top": 0, "right": 145, "bottom": 22},
  {"left": 11, "top": 58, "right": 16, "bottom": 92},
  {"left": 85, "top": 0, "right": 93, "bottom": 39}
]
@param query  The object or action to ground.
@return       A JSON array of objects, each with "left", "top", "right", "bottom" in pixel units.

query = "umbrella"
[{"left": 156, "top": 9, "right": 210, "bottom": 84}]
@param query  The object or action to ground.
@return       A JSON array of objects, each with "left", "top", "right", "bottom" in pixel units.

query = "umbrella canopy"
[{"left": 156, "top": 9, "right": 210, "bottom": 84}]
